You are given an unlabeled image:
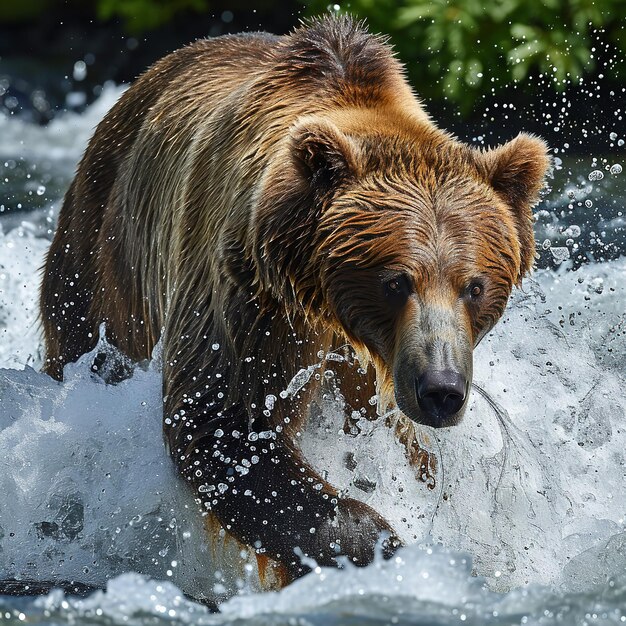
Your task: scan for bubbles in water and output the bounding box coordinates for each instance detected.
[609,164,622,175]
[562,225,581,238]
[211,343,220,351]
[585,199,593,208]
[36,185,45,196]
[542,239,552,250]
[587,277,604,294]
[588,170,604,182]
[609,132,618,141]
[550,246,570,263]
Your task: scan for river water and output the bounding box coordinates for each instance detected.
[0,85,625,624]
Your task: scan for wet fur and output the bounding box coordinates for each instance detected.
[40,16,549,584]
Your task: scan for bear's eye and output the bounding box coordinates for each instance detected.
[383,274,411,305]
[467,282,484,300]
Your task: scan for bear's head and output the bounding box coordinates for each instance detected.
[255,115,550,428]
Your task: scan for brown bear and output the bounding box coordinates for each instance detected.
[40,15,549,588]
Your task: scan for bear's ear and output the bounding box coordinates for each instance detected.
[477,133,551,280]
[290,119,361,196]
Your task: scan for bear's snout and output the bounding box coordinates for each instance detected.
[392,352,472,429]
[415,369,468,428]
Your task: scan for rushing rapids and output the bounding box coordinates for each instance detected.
[0,82,625,624]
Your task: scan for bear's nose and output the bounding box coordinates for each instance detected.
[415,370,467,427]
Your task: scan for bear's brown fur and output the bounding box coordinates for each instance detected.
[40,16,549,585]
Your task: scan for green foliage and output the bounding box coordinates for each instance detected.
[2,0,623,113]
[0,0,48,22]
[96,0,209,33]
[303,0,626,109]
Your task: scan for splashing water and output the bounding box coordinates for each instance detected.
[1,82,626,624]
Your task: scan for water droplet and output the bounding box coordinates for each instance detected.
[610,132,618,141]
[588,170,604,181]
[73,60,87,81]
[585,199,593,208]
[563,225,581,238]
[609,164,622,175]
[36,185,45,196]
[211,343,220,351]
[285,366,316,397]
[542,239,552,250]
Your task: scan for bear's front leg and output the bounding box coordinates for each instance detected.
[164,396,399,581]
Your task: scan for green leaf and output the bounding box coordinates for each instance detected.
[510,24,540,42]
[465,57,483,86]
[507,39,544,64]
[396,3,441,27]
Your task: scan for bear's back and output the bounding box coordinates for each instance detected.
[46,17,425,367]
[131,16,415,132]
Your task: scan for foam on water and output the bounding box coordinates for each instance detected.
[0,84,124,165]
[300,260,626,593]
[1,85,626,624]
[0,223,48,368]
[3,545,626,624]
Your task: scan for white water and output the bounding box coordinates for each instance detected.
[1,87,626,624]
[301,261,626,592]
